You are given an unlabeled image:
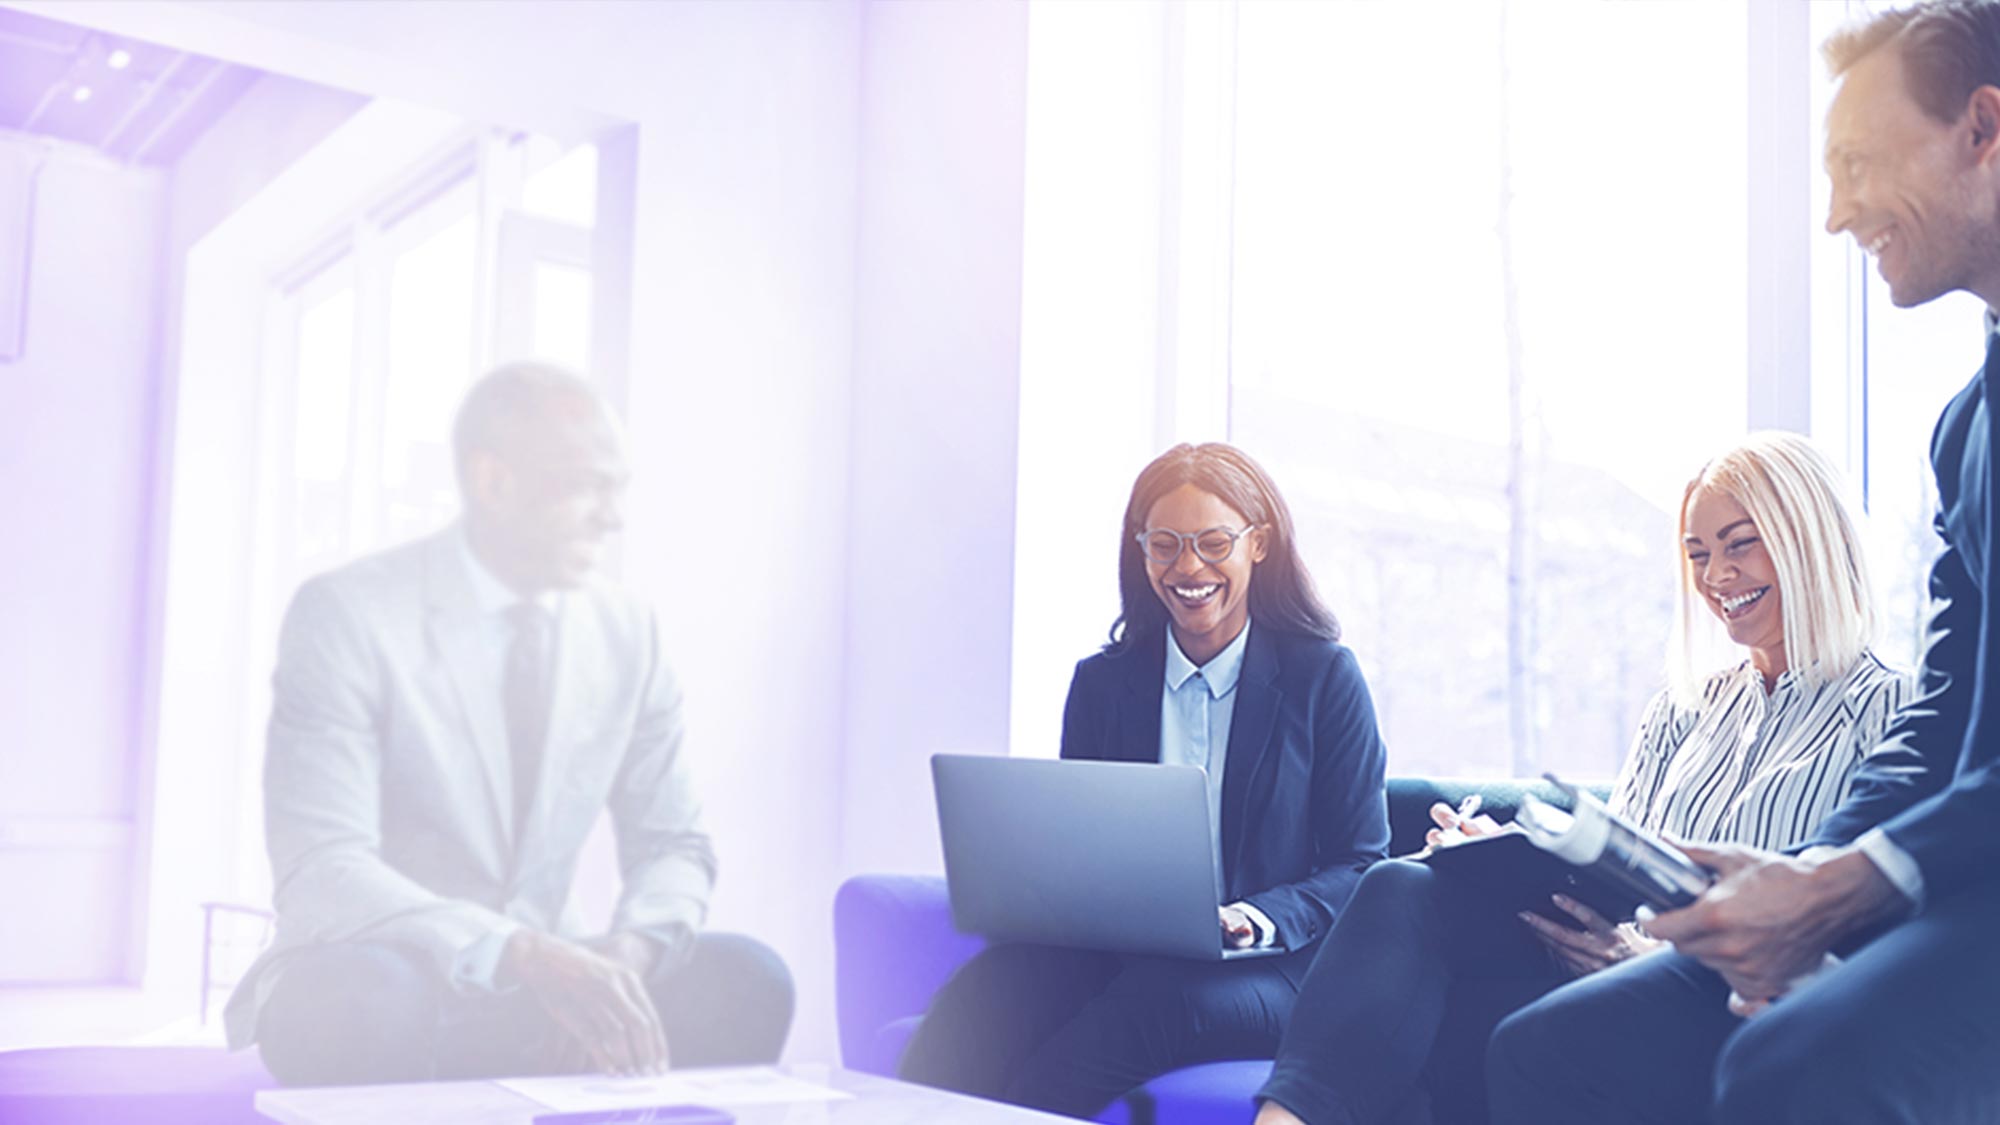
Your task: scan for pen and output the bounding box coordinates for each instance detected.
[1431,793,1484,850]
[1454,793,1482,829]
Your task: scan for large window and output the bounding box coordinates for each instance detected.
[1855,291,1988,666]
[1225,1,1751,779]
[1808,0,1992,668]
[1804,1,1987,678]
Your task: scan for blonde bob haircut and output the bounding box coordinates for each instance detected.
[1669,431,1879,705]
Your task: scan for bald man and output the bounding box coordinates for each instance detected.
[224,363,792,1085]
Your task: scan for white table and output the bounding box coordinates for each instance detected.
[255,1064,1082,1124]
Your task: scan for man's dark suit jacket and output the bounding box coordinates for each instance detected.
[1058,623,1390,951]
[1811,335,2000,899]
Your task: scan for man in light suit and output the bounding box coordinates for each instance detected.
[225,362,793,1085]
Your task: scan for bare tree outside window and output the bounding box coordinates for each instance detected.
[1227,0,1750,780]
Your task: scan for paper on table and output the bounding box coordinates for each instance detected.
[497,1066,855,1113]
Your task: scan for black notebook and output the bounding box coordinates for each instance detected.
[1421,830,1649,928]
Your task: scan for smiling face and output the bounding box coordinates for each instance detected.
[1823,46,2000,308]
[464,393,630,594]
[1142,484,1268,666]
[1683,488,1786,681]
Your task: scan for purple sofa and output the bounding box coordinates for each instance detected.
[834,777,1583,1124]
[0,1045,276,1125]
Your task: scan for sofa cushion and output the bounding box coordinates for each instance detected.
[870,1015,924,1079]
[835,873,987,1076]
[1096,1059,1274,1124]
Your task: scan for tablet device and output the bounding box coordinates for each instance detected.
[1421,830,1646,927]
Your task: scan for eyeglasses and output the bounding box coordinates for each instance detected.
[1135,524,1259,567]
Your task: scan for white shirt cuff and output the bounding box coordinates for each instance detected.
[450,919,522,994]
[1232,901,1280,948]
[1854,828,1925,908]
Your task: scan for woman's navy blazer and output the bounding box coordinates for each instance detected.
[1058,624,1391,951]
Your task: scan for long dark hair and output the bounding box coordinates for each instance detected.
[1107,442,1340,652]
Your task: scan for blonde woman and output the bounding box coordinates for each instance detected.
[1252,432,1909,1125]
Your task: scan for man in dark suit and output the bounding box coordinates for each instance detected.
[227,363,793,1084]
[1487,4,2000,1121]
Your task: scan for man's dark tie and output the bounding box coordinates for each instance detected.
[504,602,555,839]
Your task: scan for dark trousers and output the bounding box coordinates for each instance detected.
[1256,860,1567,1125]
[256,932,794,1086]
[1487,879,2000,1125]
[897,940,1315,1119]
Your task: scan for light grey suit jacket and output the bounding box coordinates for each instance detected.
[224,529,715,1047]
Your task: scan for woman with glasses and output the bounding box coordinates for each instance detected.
[1253,432,1910,1125]
[900,442,1391,1119]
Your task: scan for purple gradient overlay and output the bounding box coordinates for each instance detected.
[0,0,1033,1070]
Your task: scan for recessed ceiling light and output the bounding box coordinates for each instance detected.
[107,49,132,70]
[72,86,93,103]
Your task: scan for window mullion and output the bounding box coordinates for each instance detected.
[350,216,391,550]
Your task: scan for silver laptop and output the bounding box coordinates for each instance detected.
[931,753,1285,960]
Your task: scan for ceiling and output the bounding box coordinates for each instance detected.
[0,6,262,165]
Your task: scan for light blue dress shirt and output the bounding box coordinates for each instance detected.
[1161,621,1250,877]
[1160,620,1276,944]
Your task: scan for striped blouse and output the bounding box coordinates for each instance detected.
[1609,652,1912,852]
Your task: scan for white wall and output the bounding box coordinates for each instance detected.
[0,70,366,1046]
[606,4,865,1065]
[0,140,164,984]
[1009,2,1184,767]
[837,0,1030,878]
[147,95,459,1031]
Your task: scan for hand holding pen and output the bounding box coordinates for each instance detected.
[1425,793,1503,850]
